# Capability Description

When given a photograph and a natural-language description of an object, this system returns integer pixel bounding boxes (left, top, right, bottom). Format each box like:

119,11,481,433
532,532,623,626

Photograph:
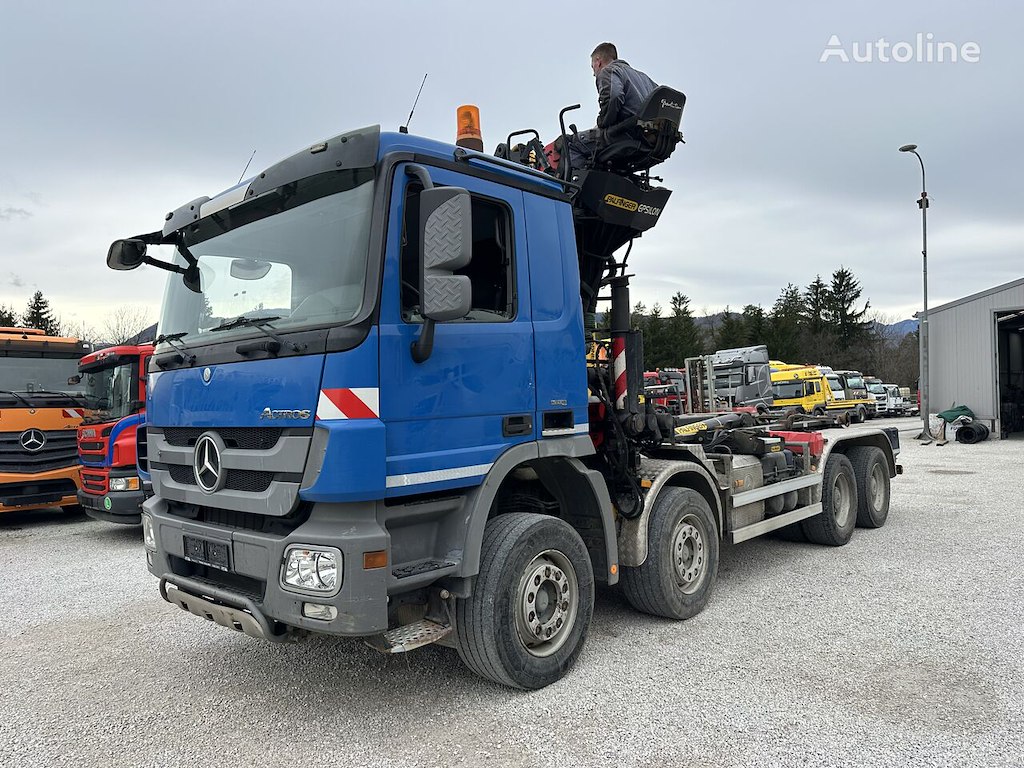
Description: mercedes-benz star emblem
20,429,46,452
193,433,223,493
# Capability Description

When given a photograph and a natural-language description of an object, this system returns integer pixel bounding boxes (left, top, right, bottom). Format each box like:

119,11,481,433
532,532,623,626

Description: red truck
74,343,153,524
644,368,685,414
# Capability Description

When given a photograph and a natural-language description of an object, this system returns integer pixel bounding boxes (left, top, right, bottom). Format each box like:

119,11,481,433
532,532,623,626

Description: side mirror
419,187,472,322
107,239,147,271
129,399,145,413
67,375,82,385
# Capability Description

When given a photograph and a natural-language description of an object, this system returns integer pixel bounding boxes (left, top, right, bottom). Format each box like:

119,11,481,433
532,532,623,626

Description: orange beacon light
456,105,484,151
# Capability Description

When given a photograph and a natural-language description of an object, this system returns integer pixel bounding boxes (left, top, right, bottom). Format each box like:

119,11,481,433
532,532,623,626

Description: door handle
502,414,533,437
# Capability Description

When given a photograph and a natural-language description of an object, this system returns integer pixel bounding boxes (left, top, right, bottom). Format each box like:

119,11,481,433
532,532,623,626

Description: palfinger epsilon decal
317,388,380,420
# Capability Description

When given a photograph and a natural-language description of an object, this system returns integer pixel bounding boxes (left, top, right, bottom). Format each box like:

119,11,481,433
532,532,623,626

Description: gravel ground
1,418,1021,768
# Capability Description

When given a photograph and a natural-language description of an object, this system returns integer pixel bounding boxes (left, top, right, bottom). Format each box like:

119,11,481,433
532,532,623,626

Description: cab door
377,163,536,497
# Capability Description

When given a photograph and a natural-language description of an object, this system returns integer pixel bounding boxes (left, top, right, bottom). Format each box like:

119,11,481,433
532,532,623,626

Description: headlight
109,476,140,492
281,546,342,595
141,513,156,550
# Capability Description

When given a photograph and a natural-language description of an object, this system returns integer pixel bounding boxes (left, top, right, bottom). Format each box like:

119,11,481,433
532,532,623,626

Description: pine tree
767,284,805,362
21,291,61,335
0,303,19,327
741,304,768,346
666,292,704,362
802,276,831,335
716,306,747,349
826,267,872,347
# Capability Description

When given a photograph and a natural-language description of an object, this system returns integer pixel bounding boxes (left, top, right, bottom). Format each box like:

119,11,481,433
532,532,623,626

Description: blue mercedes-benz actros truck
107,98,900,689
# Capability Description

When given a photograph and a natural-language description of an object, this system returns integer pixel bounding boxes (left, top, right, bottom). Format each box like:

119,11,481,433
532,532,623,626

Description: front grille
0,430,79,473
79,441,105,452
137,427,148,474
167,464,274,493
162,427,284,451
81,471,107,493
166,500,310,535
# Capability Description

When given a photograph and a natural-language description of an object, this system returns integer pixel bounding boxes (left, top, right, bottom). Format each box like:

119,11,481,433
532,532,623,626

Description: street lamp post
899,144,930,442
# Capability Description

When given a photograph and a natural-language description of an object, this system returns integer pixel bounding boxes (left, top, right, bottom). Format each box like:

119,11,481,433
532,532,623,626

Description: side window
400,183,516,322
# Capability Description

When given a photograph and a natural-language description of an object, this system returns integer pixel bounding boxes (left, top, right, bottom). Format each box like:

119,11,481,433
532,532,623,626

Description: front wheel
621,487,720,620
454,513,594,690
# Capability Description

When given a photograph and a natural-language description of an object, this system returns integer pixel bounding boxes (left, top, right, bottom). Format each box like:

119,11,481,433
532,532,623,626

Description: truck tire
855,405,867,423
620,487,719,620
454,512,594,690
847,446,890,528
801,453,857,546
812,406,825,417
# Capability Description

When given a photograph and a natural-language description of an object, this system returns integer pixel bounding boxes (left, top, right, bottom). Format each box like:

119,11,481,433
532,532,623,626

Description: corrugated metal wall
927,279,1024,432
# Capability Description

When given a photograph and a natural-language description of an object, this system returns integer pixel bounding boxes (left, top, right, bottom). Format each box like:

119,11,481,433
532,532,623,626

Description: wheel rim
831,472,853,527
515,549,579,658
670,514,708,594
868,463,886,510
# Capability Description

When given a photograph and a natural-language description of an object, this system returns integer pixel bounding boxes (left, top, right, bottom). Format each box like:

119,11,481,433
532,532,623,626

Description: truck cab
75,344,154,523
0,327,91,515
832,369,876,422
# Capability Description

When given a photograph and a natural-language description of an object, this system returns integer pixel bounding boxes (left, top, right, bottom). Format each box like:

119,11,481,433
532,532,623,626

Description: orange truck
0,327,92,515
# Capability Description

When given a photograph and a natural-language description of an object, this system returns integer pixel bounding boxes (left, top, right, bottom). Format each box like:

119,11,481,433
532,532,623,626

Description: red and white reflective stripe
612,337,627,410
63,409,83,419
316,388,380,420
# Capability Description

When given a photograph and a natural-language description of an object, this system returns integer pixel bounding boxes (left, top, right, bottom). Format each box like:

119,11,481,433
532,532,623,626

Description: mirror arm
411,319,436,364
405,164,435,190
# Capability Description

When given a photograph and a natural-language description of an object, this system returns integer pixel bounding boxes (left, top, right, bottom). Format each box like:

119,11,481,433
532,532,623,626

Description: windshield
825,376,846,398
772,381,804,399
844,376,865,389
867,383,886,394
81,360,137,422
158,169,375,345
0,354,85,404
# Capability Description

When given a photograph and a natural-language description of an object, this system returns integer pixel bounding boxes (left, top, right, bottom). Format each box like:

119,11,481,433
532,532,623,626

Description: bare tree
60,317,100,344
102,305,154,344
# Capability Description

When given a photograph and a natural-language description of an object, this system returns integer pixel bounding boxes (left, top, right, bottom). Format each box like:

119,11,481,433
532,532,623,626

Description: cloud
7,272,25,288
0,207,32,222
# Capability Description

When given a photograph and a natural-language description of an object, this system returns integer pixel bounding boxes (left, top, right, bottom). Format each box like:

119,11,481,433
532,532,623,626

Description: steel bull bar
159,575,289,643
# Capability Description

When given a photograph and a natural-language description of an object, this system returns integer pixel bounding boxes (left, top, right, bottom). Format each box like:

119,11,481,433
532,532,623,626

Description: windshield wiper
211,316,304,353
23,389,88,405
154,332,196,365
0,389,34,407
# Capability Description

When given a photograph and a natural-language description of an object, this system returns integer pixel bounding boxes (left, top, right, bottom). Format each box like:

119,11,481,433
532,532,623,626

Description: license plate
183,535,232,571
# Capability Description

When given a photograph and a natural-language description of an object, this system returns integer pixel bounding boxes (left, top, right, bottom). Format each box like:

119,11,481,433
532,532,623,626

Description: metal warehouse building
927,277,1024,438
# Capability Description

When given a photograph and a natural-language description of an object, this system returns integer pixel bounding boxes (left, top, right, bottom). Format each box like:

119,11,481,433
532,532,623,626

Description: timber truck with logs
105,93,901,689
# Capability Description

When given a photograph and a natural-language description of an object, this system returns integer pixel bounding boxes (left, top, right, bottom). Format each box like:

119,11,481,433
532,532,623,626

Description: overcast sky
1,0,1020,332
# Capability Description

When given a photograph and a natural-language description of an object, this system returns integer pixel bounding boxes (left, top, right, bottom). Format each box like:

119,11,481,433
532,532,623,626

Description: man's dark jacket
595,59,659,130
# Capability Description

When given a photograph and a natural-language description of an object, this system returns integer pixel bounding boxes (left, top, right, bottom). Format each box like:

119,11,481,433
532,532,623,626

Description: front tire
802,453,857,546
621,487,719,620
848,446,890,528
454,513,594,689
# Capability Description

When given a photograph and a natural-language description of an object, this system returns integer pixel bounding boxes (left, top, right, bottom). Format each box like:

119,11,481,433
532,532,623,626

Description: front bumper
0,467,81,513
79,488,146,524
145,495,390,637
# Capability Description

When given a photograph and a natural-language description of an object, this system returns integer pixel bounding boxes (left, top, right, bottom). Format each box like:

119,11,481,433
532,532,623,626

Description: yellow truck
1,327,92,515
769,362,855,417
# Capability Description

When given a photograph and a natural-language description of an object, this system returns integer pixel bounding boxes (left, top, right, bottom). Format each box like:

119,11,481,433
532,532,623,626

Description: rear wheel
848,446,890,528
855,405,867,423
621,487,719,620
812,406,826,417
802,453,857,546
454,513,594,690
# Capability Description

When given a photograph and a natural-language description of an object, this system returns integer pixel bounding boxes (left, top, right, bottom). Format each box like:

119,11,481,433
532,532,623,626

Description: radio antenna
400,74,428,134
237,149,257,184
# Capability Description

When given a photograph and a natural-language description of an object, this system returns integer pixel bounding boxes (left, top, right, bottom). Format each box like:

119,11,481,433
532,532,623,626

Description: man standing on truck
564,42,660,171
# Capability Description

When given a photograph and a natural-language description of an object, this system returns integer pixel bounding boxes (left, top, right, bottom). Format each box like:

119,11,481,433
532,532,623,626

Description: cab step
364,619,453,654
